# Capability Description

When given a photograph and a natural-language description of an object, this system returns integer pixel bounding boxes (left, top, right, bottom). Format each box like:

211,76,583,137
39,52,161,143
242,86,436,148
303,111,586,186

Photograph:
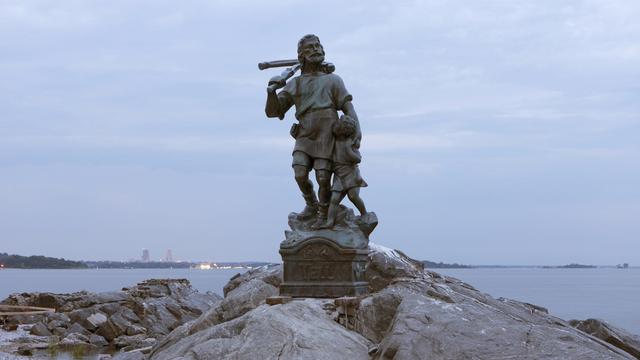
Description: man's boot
311,202,329,228
297,193,318,219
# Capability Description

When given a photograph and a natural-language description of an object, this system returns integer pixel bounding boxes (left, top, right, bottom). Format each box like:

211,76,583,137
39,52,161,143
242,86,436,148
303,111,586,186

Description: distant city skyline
1,1,638,265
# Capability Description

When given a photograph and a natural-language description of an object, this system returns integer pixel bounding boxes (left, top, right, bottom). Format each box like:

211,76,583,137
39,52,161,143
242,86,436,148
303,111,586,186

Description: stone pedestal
279,206,377,298
280,238,369,297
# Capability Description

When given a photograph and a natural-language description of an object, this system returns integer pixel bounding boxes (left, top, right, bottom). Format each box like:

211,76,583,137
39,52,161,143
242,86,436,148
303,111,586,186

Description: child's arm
342,101,362,149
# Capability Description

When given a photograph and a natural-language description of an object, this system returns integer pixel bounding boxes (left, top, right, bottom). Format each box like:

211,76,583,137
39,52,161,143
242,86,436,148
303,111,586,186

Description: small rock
47,319,69,330
126,324,147,336
86,312,108,330
60,332,90,346
89,334,110,347
29,322,52,336
46,312,71,323
68,308,95,324
113,334,147,349
66,322,91,336
97,319,121,342
53,326,67,337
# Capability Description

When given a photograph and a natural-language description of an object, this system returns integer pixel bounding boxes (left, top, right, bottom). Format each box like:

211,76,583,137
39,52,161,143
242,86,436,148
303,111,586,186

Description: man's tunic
279,73,352,160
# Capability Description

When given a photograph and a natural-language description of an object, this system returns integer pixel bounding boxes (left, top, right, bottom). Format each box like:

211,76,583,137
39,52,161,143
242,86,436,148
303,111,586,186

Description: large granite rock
150,300,372,360
148,265,281,355
148,244,638,359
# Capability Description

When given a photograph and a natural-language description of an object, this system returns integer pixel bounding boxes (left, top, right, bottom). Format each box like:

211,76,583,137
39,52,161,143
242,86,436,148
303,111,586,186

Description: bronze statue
264,34,367,228
262,35,377,297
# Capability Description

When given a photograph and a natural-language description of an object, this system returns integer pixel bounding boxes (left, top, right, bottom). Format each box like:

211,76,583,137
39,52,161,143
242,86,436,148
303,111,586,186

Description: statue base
280,238,369,297
279,207,377,298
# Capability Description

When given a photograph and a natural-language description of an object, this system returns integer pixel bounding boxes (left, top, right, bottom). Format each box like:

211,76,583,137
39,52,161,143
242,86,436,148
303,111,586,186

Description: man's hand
268,75,286,91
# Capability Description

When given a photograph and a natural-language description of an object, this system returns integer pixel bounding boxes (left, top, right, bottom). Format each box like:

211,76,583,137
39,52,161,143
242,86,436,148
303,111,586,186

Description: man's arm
265,77,292,120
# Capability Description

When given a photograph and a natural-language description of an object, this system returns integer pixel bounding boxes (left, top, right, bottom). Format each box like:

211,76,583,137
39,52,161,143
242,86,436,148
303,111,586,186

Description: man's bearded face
301,38,325,65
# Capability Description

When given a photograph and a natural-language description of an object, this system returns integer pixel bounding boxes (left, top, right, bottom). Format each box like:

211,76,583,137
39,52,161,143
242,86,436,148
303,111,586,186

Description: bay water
1,267,638,335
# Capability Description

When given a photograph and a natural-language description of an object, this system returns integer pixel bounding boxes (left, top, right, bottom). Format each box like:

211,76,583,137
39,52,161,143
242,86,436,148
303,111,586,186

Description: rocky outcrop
3,247,639,359
1,279,220,357
148,244,639,360
570,318,640,358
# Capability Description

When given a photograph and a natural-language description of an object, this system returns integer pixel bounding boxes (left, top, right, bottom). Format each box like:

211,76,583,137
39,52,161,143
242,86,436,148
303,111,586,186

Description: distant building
142,248,150,262
164,249,173,262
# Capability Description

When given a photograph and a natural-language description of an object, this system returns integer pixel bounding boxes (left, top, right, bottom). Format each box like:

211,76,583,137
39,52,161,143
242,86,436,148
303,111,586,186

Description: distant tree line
0,252,87,269
423,260,471,269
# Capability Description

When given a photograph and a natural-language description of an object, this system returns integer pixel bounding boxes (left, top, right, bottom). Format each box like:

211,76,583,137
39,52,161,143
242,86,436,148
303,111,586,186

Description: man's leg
292,151,318,219
312,191,345,229
314,168,332,223
293,165,318,218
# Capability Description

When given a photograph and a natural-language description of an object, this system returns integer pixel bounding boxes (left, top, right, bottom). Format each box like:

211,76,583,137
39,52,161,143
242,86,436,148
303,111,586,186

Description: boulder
149,300,372,360
570,318,640,358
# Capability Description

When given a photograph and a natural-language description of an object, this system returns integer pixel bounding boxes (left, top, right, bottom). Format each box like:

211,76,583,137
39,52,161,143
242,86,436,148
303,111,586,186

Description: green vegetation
0,252,87,269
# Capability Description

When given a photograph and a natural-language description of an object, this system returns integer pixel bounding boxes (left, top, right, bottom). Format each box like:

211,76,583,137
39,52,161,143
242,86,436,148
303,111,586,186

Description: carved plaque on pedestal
279,237,369,298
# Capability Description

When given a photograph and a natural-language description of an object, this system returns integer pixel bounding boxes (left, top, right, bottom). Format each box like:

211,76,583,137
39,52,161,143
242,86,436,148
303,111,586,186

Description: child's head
333,115,357,139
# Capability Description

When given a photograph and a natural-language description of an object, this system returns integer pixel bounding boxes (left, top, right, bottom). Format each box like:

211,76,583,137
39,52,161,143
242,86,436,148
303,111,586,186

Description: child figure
313,115,368,229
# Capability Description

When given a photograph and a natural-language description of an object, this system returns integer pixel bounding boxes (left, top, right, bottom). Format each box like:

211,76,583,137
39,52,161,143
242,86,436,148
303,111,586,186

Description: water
437,268,640,335
0,268,243,298
1,267,638,334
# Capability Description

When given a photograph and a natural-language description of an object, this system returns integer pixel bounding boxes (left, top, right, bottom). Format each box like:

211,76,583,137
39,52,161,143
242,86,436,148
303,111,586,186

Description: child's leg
326,191,346,226
347,188,367,216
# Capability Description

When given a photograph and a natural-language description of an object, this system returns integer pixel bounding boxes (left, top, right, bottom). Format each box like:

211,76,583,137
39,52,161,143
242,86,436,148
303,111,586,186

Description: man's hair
297,34,324,64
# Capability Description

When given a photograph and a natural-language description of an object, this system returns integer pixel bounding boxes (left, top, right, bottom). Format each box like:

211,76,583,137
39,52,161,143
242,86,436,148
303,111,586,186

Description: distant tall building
142,248,150,262
164,249,173,262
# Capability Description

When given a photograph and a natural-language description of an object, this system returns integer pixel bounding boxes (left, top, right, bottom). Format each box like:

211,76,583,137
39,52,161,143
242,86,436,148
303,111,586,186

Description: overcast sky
1,0,638,265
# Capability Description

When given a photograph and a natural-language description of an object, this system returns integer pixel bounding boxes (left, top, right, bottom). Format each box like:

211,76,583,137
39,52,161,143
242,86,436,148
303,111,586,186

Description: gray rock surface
149,265,281,355
149,243,638,360
150,300,372,360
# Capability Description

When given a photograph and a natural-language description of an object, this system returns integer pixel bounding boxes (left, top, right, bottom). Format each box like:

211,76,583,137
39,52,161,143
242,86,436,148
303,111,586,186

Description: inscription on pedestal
280,237,370,298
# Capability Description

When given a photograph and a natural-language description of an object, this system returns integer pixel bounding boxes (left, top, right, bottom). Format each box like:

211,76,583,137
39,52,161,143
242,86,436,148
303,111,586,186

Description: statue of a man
265,34,360,226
